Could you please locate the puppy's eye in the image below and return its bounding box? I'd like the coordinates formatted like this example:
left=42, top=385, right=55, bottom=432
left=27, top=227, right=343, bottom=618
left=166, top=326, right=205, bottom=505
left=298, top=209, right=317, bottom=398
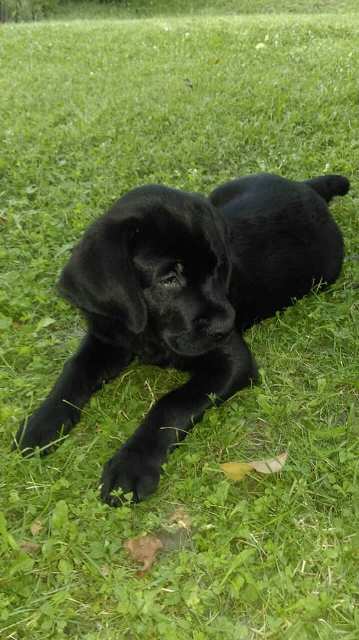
left=159, top=262, right=184, bottom=288
left=160, top=271, right=180, bottom=288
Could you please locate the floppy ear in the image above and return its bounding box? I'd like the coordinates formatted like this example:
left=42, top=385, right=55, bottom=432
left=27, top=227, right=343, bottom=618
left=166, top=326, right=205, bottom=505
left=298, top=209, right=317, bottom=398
left=58, top=216, right=147, bottom=334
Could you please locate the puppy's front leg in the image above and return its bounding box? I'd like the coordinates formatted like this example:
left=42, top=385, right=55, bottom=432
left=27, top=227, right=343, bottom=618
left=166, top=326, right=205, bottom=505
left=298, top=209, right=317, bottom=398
left=14, top=334, right=132, bottom=454
left=101, top=333, right=257, bottom=504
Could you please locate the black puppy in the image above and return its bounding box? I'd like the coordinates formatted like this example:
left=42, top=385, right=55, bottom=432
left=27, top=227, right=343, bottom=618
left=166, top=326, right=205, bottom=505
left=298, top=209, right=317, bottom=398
left=15, top=173, right=349, bottom=504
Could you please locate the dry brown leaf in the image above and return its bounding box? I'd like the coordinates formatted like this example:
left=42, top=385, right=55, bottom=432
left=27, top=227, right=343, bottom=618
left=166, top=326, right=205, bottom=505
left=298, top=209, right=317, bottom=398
left=158, top=528, right=190, bottom=552
left=124, top=507, right=192, bottom=575
left=158, top=507, right=192, bottom=552
left=221, top=452, right=288, bottom=481
left=124, top=534, right=163, bottom=575
left=20, top=541, right=41, bottom=555
left=30, top=519, right=43, bottom=536
left=168, top=506, right=191, bottom=530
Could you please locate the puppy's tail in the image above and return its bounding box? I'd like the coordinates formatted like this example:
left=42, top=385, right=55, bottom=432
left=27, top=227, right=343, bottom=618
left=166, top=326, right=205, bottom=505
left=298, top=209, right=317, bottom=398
left=304, top=174, right=350, bottom=203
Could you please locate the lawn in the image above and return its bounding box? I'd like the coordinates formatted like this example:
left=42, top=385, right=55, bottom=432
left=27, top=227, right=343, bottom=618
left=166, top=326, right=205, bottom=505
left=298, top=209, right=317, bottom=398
left=0, top=1, right=358, bottom=639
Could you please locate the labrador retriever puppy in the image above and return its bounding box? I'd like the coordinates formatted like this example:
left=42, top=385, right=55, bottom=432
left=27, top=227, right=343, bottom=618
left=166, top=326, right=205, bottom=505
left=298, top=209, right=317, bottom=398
left=14, top=173, right=349, bottom=504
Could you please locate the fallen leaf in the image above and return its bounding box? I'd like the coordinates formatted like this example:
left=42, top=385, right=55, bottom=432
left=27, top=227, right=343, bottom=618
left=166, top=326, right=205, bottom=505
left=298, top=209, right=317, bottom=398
left=157, top=527, right=190, bottom=552
left=221, top=452, right=288, bottom=481
left=30, top=519, right=43, bottom=536
left=220, top=462, right=253, bottom=481
left=157, top=506, right=192, bottom=552
left=124, top=507, right=192, bottom=574
left=20, top=541, right=41, bottom=555
left=250, top=452, right=288, bottom=474
left=168, top=506, right=191, bottom=530
left=124, top=534, right=163, bottom=575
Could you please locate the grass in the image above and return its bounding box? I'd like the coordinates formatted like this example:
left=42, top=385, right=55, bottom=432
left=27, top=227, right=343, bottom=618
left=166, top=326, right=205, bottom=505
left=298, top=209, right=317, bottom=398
left=0, top=1, right=358, bottom=638
left=53, top=0, right=359, bottom=19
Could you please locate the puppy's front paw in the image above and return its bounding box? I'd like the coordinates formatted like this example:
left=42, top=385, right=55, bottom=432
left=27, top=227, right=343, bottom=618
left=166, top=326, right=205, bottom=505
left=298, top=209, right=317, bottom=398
left=13, top=404, right=78, bottom=455
left=100, top=447, right=161, bottom=505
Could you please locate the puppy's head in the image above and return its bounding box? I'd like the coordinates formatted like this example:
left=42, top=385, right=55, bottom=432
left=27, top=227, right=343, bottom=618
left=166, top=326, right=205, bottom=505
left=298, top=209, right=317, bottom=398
left=59, top=185, right=235, bottom=356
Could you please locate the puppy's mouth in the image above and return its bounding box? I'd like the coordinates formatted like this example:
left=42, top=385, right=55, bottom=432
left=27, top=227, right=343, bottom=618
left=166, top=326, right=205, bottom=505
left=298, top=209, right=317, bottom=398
left=163, top=326, right=234, bottom=357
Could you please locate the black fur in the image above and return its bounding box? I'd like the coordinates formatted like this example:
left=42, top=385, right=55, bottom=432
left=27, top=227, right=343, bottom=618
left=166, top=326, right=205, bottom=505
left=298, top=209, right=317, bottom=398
left=14, top=173, right=349, bottom=504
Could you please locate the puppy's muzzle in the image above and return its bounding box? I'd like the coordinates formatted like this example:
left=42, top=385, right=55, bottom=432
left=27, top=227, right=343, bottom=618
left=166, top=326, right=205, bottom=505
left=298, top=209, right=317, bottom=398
left=195, top=303, right=235, bottom=341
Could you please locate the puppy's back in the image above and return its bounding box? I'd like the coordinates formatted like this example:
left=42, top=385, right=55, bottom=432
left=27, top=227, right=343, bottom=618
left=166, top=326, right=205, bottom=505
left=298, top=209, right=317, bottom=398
left=209, top=173, right=348, bottom=330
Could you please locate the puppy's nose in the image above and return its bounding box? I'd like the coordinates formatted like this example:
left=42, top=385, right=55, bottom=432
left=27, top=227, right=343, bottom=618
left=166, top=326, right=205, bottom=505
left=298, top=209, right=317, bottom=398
left=210, top=327, right=228, bottom=341
left=208, top=322, right=232, bottom=340
left=196, top=313, right=234, bottom=339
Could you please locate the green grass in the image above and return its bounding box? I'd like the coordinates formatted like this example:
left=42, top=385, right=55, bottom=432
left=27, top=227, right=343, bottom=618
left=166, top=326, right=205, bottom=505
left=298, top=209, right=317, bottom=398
left=0, top=2, right=358, bottom=639
left=54, top=0, right=359, bottom=20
